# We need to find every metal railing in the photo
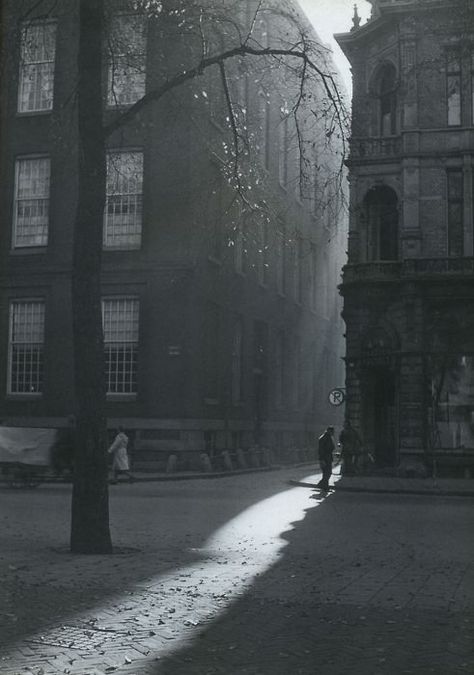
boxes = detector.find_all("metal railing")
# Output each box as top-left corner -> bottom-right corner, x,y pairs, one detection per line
349,136 -> 402,159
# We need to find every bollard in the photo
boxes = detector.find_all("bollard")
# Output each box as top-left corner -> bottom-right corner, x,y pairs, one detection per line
221,450 -> 233,471
166,453 -> 178,473
236,448 -> 247,469
200,452 -> 213,472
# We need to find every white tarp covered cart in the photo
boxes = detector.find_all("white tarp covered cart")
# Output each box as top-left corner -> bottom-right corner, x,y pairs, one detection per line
0,427 -> 58,487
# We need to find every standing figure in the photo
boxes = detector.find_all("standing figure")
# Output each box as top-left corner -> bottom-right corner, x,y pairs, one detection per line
317,426 -> 335,491
339,420 -> 362,475
108,427 -> 134,484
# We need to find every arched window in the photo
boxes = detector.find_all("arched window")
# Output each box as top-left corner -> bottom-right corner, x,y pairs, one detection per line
363,186 -> 399,261
379,64 -> 397,136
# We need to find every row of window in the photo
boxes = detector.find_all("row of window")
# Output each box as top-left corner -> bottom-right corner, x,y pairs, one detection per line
13,152 -> 143,249
13,151 -> 324,310
375,50 -> 474,137
7,297 -> 333,411
18,17 -> 316,208
18,16 -> 146,114
8,298 -> 138,395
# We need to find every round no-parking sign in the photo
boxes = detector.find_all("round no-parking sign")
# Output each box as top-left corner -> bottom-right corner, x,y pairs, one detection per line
328,388 -> 345,406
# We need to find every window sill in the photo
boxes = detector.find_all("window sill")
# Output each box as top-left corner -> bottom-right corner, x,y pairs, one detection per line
10,247 -> 47,255
7,393 -> 42,399
16,110 -> 52,118
106,393 -> 137,401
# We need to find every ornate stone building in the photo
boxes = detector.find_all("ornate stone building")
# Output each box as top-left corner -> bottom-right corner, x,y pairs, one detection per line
336,0 -> 474,475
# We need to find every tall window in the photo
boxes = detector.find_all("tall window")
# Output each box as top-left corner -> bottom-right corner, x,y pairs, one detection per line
295,237 -> 303,303
309,245 -> 317,311
103,297 -> 139,394
274,332 -> 284,408
379,64 -> 397,136
18,22 -> 56,113
278,116 -> 289,186
289,336 -> 298,409
257,220 -> 269,285
104,151 -> 143,249
471,50 -> 474,124
447,50 -> 461,126
231,317 -> 244,404
13,157 -> 50,248
107,14 -> 146,107
447,170 -> 464,257
204,303 -> 220,400
233,220 -> 244,274
8,300 -> 45,394
259,92 -> 271,170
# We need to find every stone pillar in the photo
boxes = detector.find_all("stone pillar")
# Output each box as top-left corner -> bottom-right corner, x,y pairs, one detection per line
401,158 -> 421,255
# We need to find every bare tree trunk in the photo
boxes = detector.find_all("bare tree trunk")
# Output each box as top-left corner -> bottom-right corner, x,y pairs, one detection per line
70,0 -> 112,554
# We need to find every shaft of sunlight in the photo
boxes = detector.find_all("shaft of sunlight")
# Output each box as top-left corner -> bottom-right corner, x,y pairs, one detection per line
5,473 -> 327,670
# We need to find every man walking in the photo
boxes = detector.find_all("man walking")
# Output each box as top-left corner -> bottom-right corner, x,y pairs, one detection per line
317,426 -> 335,491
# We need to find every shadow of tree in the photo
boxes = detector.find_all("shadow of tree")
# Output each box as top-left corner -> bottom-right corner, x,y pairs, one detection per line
0,468 -> 319,650
148,491 -> 474,674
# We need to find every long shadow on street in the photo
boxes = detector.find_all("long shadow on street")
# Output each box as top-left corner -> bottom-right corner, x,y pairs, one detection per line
0,467 -> 318,651
149,490 -> 474,675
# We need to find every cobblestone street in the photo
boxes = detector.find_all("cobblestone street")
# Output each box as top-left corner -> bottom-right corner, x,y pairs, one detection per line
1,467 -> 473,674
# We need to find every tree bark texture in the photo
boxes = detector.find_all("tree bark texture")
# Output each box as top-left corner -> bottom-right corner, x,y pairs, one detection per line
70,0 -> 112,554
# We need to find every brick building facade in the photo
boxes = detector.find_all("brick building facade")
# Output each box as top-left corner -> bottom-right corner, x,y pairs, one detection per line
336,0 -> 474,476
0,1 -> 346,469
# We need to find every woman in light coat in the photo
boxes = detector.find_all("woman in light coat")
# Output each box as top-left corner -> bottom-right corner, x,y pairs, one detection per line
108,427 -> 134,483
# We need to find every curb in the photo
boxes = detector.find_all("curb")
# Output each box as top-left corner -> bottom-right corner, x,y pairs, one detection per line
334,485 -> 474,497
1,461 -> 319,486
289,479 -> 474,498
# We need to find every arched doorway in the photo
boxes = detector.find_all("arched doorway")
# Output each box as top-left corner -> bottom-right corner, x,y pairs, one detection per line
363,185 -> 399,261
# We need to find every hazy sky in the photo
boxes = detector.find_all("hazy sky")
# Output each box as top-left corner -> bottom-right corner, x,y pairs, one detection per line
297,0 -> 372,92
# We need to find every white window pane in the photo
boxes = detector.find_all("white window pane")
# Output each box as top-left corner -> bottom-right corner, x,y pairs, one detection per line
18,23 -> 56,112
14,157 -> 50,248
107,15 -> 146,106
9,301 -> 45,394
102,298 -> 139,394
104,152 -> 143,249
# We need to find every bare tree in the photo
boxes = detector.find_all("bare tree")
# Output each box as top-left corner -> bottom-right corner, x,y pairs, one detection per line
5,0 -> 349,552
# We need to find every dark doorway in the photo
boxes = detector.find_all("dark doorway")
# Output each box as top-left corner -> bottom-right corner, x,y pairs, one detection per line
363,367 -> 397,467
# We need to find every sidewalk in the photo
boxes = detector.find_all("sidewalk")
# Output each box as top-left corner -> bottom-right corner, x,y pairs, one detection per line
5,461 -> 474,496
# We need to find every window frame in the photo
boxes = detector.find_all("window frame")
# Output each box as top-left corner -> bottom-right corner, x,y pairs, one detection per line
103,149 -> 144,250
102,296 -> 140,396
18,20 -> 57,114
446,49 -> 462,127
8,299 -> 45,396
107,13 -> 147,108
13,155 -> 50,249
